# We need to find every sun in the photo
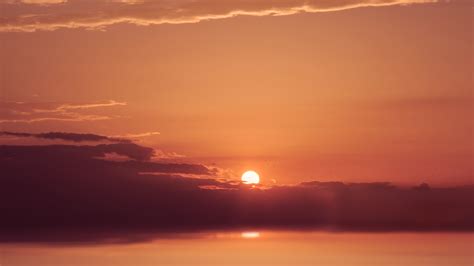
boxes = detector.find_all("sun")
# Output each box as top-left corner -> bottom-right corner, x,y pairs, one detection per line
241,170 -> 260,184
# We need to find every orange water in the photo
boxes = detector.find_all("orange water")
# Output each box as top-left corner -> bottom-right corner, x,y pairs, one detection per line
1,232 -> 472,266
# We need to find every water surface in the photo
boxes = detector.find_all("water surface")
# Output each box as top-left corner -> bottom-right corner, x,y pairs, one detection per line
1,232 -> 472,266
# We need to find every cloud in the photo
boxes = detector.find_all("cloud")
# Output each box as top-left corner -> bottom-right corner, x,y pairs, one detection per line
0,115 -> 111,123
0,135 -> 472,243
0,0 -> 438,32
115,131 -> 161,139
0,131 -> 190,160
152,149 -> 186,159
95,152 -> 135,162
22,0 -> 66,4
0,100 -> 126,123
4,0 -> 66,4
0,131 -> 131,143
34,100 -> 126,112
0,142 -> 156,160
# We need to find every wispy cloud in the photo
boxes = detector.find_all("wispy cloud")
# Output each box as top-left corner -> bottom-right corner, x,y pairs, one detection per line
0,0 -> 438,32
33,100 -> 126,113
0,114 -> 111,123
4,0 -> 66,4
0,100 -> 126,123
116,131 -> 161,139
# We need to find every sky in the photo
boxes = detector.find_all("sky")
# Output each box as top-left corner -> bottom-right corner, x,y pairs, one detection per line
0,0 -> 473,249
1,0 -> 472,186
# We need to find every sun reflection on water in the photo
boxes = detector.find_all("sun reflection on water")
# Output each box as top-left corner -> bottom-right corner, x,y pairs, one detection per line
241,232 -> 260,239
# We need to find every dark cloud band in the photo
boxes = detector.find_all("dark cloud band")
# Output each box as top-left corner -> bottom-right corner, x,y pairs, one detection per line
0,138 -> 472,244
0,131 -> 131,143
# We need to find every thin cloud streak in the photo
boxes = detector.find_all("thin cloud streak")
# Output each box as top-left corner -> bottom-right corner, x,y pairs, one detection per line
0,0 -> 438,32
33,100 -> 126,113
116,131 -> 161,139
0,100 -> 126,123
0,114 -> 112,123
7,0 -> 67,4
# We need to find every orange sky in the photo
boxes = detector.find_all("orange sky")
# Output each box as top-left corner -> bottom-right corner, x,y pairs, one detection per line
0,0 -> 472,185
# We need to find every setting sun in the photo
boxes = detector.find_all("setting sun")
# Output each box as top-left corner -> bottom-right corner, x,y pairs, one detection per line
241,171 -> 260,184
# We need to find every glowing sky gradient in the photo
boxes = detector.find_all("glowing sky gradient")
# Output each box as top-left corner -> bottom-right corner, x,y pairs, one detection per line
0,0 -> 472,186
0,3 -> 473,265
